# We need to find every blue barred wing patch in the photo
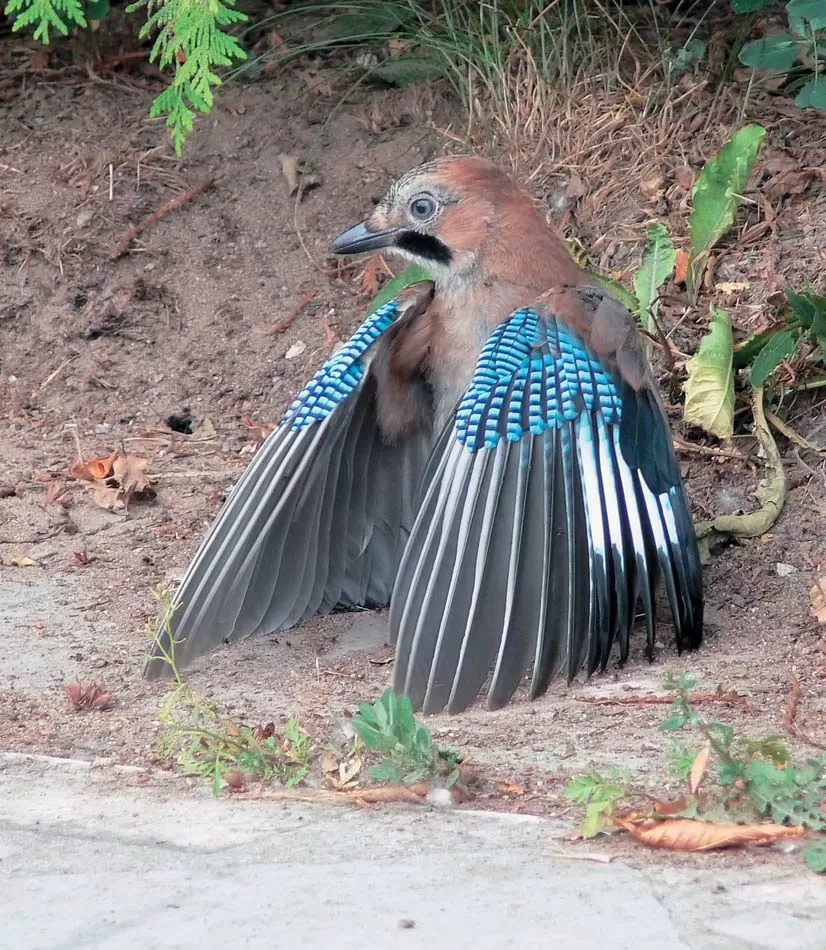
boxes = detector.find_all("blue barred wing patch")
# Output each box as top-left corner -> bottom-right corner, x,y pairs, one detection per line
282,300 -> 398,430
455,307 -> 622,451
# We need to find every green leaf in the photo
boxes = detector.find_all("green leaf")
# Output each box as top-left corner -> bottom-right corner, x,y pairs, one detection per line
786,0 -> 826,31
683,306 -> 735,439
717,759 -> 743,785
749,329 -> 798,387
738,32 -> 800,71
368,762 -> 403,782
633,222 -> 675,331
804,839 -> 826,873
85,0 -> 109,20
708,721 -> 735,746
660,713 -> 688,731
369,264 -> 432,311
582,800 -> 613,837
371,54 -> 447,86
795,75 -> 826,109
669,39 -> 707,74
314,7 -> 412,43
688,124 -> 766,292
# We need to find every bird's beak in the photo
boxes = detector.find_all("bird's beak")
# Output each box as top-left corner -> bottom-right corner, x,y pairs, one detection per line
330,220 -> 400,255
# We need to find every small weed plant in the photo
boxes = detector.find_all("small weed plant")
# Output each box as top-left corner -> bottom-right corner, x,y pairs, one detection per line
352,688 -> 460,784
565,674 -> 826,874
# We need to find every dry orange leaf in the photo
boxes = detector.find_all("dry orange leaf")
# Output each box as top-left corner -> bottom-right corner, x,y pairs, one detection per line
674,249 -> 690,285
689,743 -> 711,795
355,256 -> 388,298
498,782 -> 527,797
811,577 -> 826,624
65,681 -> 114,711
616,816 -> 804,852
70,449 -> 118,482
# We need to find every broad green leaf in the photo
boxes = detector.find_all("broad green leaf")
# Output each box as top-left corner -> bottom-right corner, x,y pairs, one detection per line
669,39 -> 707,74
683,307 -> 736,439
369,264 -> 432,312
633,222 -> 675,331
749,329 -> 798,387
368,762 -> 402,782
787,0 -> 826,31
660,713 -> 688,731
795,76 -> 826,109
804,840 -> 826,873
738,32 -> 800,71
688,125 -> 766,293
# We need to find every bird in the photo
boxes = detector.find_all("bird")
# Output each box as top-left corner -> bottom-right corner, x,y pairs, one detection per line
144,155 -> 703,713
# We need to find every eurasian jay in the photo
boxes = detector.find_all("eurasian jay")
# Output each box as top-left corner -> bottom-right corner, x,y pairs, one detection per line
144,156 -> 703,713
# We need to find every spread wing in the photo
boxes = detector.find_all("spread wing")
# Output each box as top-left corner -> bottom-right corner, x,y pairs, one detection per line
390,292 -> 703,713
144,283 -> 435,679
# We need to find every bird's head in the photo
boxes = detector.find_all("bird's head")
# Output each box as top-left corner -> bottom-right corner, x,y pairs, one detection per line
331,156 -> 575,292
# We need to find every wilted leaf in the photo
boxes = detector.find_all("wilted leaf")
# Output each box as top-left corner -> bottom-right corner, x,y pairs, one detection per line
688,124 -> 766,293
716,281 -> 750,293
369,265 -> 432,311
44,480 -> 72,506
616,816 -> 805,851
8,555 -> 39,567
689,744 -> 711,794
749,329 -> 798,388
810,578 -> 826,623
356,256 -> 387,298
91,481 -> 123,510
684,306 -> 735,439
65,681 -> 113,711
766,168 -> 817,197
634,222 -> 675,332
112,453 -> 151,495
70,449 -> 118,482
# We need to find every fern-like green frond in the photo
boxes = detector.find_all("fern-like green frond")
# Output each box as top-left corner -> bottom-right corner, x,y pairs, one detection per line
128,0 -> 247,153
4,0 -> 86,44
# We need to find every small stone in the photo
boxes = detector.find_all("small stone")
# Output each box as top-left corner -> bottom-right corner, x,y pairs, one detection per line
776,562 -> 797,577
285,341 -> 307,360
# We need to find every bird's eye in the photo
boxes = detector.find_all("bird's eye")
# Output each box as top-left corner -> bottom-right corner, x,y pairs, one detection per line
409,195 -> 436,219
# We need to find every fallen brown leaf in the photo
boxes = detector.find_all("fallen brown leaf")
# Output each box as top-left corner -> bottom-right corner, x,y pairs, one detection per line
65,681 -> 114,712
616,816 -> 804,852
90,481 -> 123,511
278,153 -> 300,195
356,256 -> 387,298
689,743 -> 711,795
70,449 -> 118,482
112,452 -> 153,506
766,168 -> 816,198
44,480 -> 73,506
675,166 -> 695,190
810,577 -> 826,623
8,555 -> 39,567
224,770 -> 247,791
498,782 -> 526,797
674,249 -> 690,285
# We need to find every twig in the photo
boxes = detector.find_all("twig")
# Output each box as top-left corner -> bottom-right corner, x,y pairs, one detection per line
38,355 -> 76,391
765,409 -> 826,458
110,178 -> 216,260
783,674 -> 801,729
273,290 -> 316,333
782,675 -> 826,751
672,437 -> 751,463
576,690 -> 749,709
319,668 -> 361,679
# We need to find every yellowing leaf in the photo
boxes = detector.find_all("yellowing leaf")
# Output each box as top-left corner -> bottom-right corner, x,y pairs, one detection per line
684,306 -> 735,439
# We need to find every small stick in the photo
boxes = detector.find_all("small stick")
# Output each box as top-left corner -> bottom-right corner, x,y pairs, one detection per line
39,355 -> 76,391
110,178 -> 216,260
273,290 -> 316,333
783,674 -> 801,728
576,690 -> 749,709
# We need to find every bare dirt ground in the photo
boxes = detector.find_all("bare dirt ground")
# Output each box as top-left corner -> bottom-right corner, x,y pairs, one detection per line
1,26 -> 825,870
